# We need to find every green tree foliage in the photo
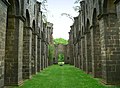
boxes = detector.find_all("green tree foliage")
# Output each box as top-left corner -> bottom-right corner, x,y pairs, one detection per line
58,54 -> 64,62
54,38 -> 68,45
48,44 -> 54,60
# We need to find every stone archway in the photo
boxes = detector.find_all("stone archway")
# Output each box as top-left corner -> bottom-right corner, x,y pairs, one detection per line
5,0 -> 23,86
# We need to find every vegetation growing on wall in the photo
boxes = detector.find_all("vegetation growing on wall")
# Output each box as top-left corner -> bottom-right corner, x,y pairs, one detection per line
53,38 -> 68,45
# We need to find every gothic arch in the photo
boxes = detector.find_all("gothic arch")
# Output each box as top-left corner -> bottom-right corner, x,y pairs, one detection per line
32,20 -> 35,32
26,9 -> 30,27
7,0 -> 20,15
87,19 -> 90,31
103,0 -> 116,13
92,8 -> 97,26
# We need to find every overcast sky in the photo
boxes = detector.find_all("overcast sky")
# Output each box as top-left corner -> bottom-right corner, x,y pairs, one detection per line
38,0 -> 79,40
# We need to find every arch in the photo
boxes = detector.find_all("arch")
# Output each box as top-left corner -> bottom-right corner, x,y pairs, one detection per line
32,20 -> 35,32
103,0 -> 116,13
86,19 -> 90,31
92,8 -> 97,26
103,0 -> 107,13
26,9 -> 30,27
8,0 -> 20,15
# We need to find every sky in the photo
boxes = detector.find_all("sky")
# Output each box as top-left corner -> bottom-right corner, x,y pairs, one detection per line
38,0 -> 79,40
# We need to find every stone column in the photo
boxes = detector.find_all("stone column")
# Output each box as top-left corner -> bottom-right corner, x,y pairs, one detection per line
81,37 -> 86,71
78,41 -> 82,69
99,13 -> 120,84
23,27 -> 32,79
0,0 -> 9,87
73,44 -> 76,66
44,44 -> 47,68
41,40 -> 44,70
46,44 -> 48,67
31,33 -> 38,74
69,44 -> 73,65
85,32 -> 92,74
90,25 -> 101,78
5,15 -> 24,86
37,37 -> 41,72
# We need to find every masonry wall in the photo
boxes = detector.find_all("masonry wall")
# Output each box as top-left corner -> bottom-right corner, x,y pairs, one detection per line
68,0 -> 120,85
0,0 -> 9,87
0,0 -> 53,87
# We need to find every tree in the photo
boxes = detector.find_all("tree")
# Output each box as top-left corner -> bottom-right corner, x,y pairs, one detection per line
61,13 -> 74,21
54,38 -> 68,45
61,0 -> 81,21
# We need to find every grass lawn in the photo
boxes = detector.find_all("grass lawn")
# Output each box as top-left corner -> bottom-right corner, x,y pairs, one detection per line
14,65 -> 120,88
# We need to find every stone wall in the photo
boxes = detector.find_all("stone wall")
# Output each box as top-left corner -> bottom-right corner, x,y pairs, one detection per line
0,0 -> 9,87
54,44 -> 69,64
68,0 -> 120,85
0,0 -> 53,87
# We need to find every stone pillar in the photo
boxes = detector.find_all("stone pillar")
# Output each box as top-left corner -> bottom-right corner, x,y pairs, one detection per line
85,32 -> 92,74
73,44 -> 76,66
46,44 -> 48,67
81,37 -> 86,71
44,44 -> 47,68
41,40 -> 44,70
99,13 -> 120,84
90,25 -> 101,78
31,33 -> 38,75
23,27 -> 32,79
5,15 -> 24,85
76,43 -> 79,68
70,44 -> 74,65
0,0 -> 9,87
78,41 -> 82,69
37,37 -> 41,72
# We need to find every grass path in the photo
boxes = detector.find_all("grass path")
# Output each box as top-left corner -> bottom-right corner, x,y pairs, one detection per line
14,65 -> 120,88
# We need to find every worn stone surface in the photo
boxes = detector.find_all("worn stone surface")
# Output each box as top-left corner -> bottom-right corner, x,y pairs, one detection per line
0,0 -> 9,88
0,0 -> 53,87
68,0 -> 120,85
23,27 -> 32,79
54,44 -> 69,64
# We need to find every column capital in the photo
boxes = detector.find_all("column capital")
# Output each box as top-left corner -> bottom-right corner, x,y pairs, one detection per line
8,15 -> 26,22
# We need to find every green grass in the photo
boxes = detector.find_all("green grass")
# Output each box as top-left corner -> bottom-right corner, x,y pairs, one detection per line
14,65 -> 120,88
